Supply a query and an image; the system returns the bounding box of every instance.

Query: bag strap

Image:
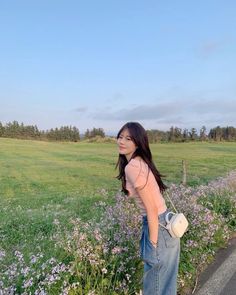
[159,212,169,230]
[159,193,178,229]
[165,193,178,213]
[159,223,167,229]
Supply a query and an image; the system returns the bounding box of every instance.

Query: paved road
[194,237,236,295]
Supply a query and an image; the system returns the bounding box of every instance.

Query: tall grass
[1,173,236,294]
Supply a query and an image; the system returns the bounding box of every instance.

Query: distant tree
[146,129,168,143]
[0,121,41,139]
[84,129,90,139]
[174,127,183,142]
[45,125,80,141]
[168,126,183,142]
[208,126,223,141]
[215,126,223,141]
[0,122,4,137]
[223,126,236,141]
[4,121,19,138]
[189,128,198,141]
[183,128,189,141]
[84,127,105,139]
[168,126,175,142]
[71,126,80,142]
[200,126,207,141]
[208,128,215,140]
[208,126,236,141]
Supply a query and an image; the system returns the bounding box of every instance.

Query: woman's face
[117,128,137,161]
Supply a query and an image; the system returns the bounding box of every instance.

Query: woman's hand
[150,239,158,248]
[136,185,160,248]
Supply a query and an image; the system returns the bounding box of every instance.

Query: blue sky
[0,0,235,135]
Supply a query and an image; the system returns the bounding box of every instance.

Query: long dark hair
[116,122,167,194]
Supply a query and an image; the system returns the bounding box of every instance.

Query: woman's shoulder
[125,157,148,173]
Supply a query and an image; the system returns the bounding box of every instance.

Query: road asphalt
[194,237,236,295]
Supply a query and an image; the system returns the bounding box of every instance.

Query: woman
[116,122,180,295]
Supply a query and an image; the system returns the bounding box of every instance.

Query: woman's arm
[137,185,160,247]
[125,161,160,247]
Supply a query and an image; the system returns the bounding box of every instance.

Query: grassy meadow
[1,138,236,243]
[1,137,236,293]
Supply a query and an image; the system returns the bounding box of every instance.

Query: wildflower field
[0,138,236,294]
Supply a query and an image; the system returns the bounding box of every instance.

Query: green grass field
[1,138,236,267]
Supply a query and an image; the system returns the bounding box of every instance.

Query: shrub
[165,184,230,290]
[84,136,116,143]
[197,171,236,230]
[61,195,143,294]
[0,250,70,294]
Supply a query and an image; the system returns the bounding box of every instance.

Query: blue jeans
[140,211,180,295]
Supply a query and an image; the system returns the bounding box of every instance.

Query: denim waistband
[142,209,169,225]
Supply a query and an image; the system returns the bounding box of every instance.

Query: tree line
[0,121,236,142]
[147,126,236,142]
[0,121,80,141]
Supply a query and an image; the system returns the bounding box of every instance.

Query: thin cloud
[113,92,125,101]
[191,99,236,114]
[154,116,184,125]
[92,98,236,129]
[201,40,221,56]
[198,37,232,58]
[93,101,187,121]
[105,92,126,104]
[75,107,88,113]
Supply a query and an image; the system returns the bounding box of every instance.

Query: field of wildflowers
[1,170,235,294]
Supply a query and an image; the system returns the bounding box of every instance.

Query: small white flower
[53,219,60,226]
[101,268,107,274]
[23,278,33,288]
[0,250,6,260]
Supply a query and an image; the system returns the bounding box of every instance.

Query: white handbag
[160,195,189,238]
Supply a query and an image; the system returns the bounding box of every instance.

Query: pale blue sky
[0,0,235,134]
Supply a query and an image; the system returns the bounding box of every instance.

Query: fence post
[182,160,187,185]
